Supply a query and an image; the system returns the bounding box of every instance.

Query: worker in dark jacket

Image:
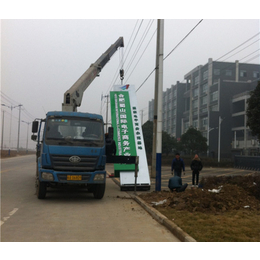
[190,154,203,187]
[105,133,117,156]
[168,176,188,192]
[171,153,185,177]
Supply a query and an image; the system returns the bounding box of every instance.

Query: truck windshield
[45,116,104,147]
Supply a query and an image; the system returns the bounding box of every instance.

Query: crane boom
[62,37,124,112]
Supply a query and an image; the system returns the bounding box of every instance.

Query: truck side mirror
[31,134,37,141]
[32,121,39,133]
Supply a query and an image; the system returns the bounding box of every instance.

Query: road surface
[1,155,179,242]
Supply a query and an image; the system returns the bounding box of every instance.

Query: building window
[226,70,232,76]
[192,99,198,109]
[201,107,208,113]
[194,75,199,86]
[193,88,199,97]
[193,120,198,129]
[203,70,208,81]
[253,71,259,78]
[240,70,247,77]
[172,89,176,98]
[201,83,208,94]
[201,96,208,106]
[210,104,218,111]
[214,69,220,75]
[172,108,176,115]
[172,99,176,107]
[184,121,190,132]
[210,91,218,102]
[201,117,208,130]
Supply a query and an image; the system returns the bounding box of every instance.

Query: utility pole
[1,110,4,151]
[151,19,161,178]
[1,104,19,155]
[22,120,30,153]
[104,95,109,133]
[17,104,22,153]
[155,19,164,191]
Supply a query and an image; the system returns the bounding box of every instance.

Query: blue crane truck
[31,37,124,199]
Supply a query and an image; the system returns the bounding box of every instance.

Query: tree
[180,126,207,155]
[142,121,153,154]
[246,81,260,140]
[142,120,177,155]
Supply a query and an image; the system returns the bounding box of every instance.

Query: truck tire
[93,183,105,199]
[36,179,47,199]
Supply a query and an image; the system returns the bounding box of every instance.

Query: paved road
[1,155,179,242]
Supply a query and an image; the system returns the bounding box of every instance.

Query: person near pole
[190,154,203,187]
[171,152,185,177]
[168,175,188,192]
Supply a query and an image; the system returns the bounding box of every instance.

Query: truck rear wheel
[93,183,105,199]
[36,179,47,199]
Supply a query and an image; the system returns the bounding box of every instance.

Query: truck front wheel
[93,183,105,199]
[36,179,47,199]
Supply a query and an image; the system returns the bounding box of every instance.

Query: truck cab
[32,111,106,199]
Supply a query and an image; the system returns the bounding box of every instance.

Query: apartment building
[148,58,260,158]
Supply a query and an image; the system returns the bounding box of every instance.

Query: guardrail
[234,155,260,171]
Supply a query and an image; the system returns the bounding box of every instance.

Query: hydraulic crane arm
[62,37,124,112]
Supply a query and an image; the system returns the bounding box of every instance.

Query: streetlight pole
[1,110,5,151]
[17,104,23,153]
[218,116,223,163]
[1,104,19,155]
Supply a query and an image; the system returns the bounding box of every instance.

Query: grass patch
[158,208,260,242]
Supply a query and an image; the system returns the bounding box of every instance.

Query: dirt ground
[139,173,260,213]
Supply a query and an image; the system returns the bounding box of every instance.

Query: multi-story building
[148,81,185,138]
[148,58,260,158]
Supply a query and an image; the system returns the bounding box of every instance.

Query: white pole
[1,110,4,151]
[155,19,164,191]
[218,116,222,163]
[151,19,161,178]
[17,104,22,153]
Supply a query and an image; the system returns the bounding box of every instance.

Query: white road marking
[1,208,19,226]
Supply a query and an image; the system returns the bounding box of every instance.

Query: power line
[163,19,203,61]
[125,28,157,83]
[243,54,260,63]
[240,49,260,62]
[216,32,260,61]
[136,19,204,93]
[222,39,260,62]
[125,20,155,74]
[104,19,142,96]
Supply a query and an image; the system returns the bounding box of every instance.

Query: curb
[131,195,196,242]
[108,173,196,242]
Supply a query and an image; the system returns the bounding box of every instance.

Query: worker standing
[171,153,185,177]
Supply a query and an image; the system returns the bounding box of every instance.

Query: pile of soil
[139,173,260,213]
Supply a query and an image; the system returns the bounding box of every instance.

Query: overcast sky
[1,17,260,150]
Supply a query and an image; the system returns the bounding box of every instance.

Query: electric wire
[136,19,204,93]
[222,39,260,62]
[125,28,157,83]
[104,19,141,97]
[124,20,155,74]
[163,19,203,62]
[216,32,260,61]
